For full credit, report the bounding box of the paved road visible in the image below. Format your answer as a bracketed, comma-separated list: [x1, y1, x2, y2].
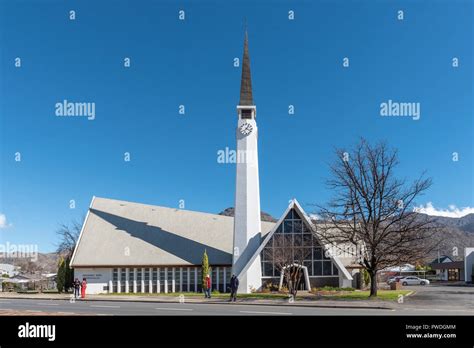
[1, 284, 473, 316]
[0, 297, 473, 315]
[403, 284, 474, 313]
[0, 298, 385, 315]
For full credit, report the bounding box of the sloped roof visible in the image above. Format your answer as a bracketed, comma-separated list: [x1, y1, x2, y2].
[430, 255, 453, 264]
[70, 197, 275, 267]
[431, 261, 464, 270]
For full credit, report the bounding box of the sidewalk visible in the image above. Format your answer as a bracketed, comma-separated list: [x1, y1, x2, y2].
[0, 292, 395, 310]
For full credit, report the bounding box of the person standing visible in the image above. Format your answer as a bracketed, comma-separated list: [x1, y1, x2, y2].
[204, 274, 211, 298]
[80, 278, 87, 299]
[229, 274, 239, 302]
[73, 278, 80, 298]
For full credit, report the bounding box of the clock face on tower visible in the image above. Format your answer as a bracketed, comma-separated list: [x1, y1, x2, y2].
[239, 122, 253, 135]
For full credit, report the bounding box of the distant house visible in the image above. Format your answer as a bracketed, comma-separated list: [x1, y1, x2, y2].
[0, 273, 57, 292]
[42, 273, 57, 290]
[430, 255, 464, 281]
[0, 263, 20, 277]
[0, 274, 30, 292]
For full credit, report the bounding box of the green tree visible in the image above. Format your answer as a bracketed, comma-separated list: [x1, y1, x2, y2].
[57, 257, 66, 293]
[360, 269, 370, 288]
[64, 256, 73, 292]
[415, 264, 431, 271]
[202, 250, 209, 290]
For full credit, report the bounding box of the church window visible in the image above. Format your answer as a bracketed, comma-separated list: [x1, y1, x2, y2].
[136, 268, 142, 292]
[152, 268, 158, 293]
[260, 207, 340, 279]
[120, 268, 126, 292]
[144, 268, 150, 292]
[112, 268, 118, 293]
[128, 268, 134, 292]
[323, 261, 333, 276]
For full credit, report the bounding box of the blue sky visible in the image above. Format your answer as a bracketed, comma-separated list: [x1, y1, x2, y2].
[0, 0, 472, 252]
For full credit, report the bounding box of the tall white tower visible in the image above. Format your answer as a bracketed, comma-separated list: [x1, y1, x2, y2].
[232, 31, 262, 293]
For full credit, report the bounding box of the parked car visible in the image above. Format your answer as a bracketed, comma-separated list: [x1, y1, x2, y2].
[387, 276, 404, 284]
[400, 276, 430, 286]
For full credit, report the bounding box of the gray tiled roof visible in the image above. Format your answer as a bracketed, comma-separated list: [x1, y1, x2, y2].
[70, 197, 275, 267]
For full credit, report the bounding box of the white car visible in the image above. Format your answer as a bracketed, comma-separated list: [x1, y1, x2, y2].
[400, 276, 430, 286]
[387, 276, 404, 284]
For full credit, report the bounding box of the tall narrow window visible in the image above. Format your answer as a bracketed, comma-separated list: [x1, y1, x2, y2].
[167, 268, 173, 292]
[120, 268, 126, 293]
[175, 268, 181, 292]
[128, 268, 134, 292]
[136, 268, 142, 292]
[144, 268, 150, 292]
[211, 268, 217, 291]
[197, 268, 202, 292]
[112, 268, 118, 293]
[182, 268, 189, 292]
[219, 268, 224, 293]
[152, 268, 158, 293]
[190, 268, 196, 292]
[159, 268, 165, 293]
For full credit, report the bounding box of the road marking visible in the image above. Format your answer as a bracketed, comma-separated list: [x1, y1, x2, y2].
[90, 305, 121, 308]
[239, 310, 292, 315]
[36, 303, 59, 306]
[155, 307, 193, 311]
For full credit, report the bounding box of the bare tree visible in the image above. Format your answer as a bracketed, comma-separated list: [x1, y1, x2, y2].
[314, 139, 440, 296]
[55, 219, 83, 258]
[265, 233, 311, 297]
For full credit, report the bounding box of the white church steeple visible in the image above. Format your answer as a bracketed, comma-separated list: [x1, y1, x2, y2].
[232, 30, 262, 293]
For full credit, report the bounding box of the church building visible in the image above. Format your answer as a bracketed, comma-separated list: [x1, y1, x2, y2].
[70, 32, 355, 294]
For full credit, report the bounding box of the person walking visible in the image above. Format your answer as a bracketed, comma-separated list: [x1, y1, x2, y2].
[73, 278, 81, 299]
[229, 274, 239, 302]
[204, 274, 211, 298]
[80, 278, 87, 299]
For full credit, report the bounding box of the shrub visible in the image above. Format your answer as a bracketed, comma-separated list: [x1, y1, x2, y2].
[261, 282, 279, 293]
[360, 269, 370, 287]
[42, 290, 60, 294]
[312, 286, 355, 292]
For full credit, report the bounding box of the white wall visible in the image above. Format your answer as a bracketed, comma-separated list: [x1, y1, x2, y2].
[465, 248, 474, 283]
[74, 268, 111, 294]
[339, 273, 353, 288]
